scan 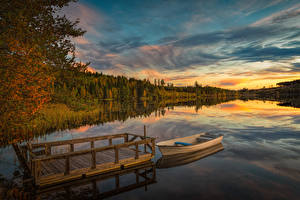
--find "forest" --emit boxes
[53,70,239,108]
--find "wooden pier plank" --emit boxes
[38,145,149,177]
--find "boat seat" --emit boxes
[202,134,216,138]
[196,137,211,142]
[174,142,192,146]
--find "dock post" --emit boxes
[115,174,120,189]
[144,125,147,153]
[45,144,50,155]
[12,144,31,176]
[27,142,34,176]
[70,144,74,152]
[65,157,70,175]
[92,180,97,198]
[34,160,41,186]
[135,143,139,159]
[135,169,139,183]
[91,150,96,169]
[153,164,156,180]
[124,134,129,143]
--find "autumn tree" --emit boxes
[0,0,87,137]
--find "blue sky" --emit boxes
[65,0,300,89]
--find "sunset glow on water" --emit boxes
[1,100,299,199]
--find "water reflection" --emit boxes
[1,99,300,199]
[3,161,156,200]
[0,97,235,146]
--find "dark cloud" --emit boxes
[80,23,300,72]
[72,1,300,75]
[230,46,300,62]
[231,46,300,62]
[283,41,300,47]
[284,30,300,40]
[120,25,300,70]
[272,8,300,23]
[170,50,226,69]
[98,37,147,53]
[117,45,226,71]
[225,26,279,42]
[291,63,300,72]
[173,32,225,47]
[172,25,299,48]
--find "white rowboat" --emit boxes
[156,143,224,169]
[156,133,223,156]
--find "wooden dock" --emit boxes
[16,129,155,187]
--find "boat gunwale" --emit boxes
[156,134,223,148]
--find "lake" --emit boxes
[0,99,299,199]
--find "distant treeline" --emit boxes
[239,79,300,108]
[53,70,239,107]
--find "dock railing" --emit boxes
[18,131,155,186]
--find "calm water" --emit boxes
[1,99,300,199]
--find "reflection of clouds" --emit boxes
[220,103,251,112]
[29,99,300,198]
[141,111,171,123]
[251,161,300,181]
[69,125,93,133]
[219,126,300,181]
[144,156,300,200]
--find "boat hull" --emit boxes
[157,135,223,156]
[157,143,224,169]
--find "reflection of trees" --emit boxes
[0,97,235,146]
[0,171,23,199]
[2,162,156,200]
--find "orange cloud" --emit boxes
[105,53,118,58]
[70,125,93,133]
[73,36,89,45]
[86,66,97,73]
[63,3,104,37]
[139,69,167,80]
[139,45,161,51]
[220,103,251,112]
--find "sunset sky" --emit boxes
[65,0,300,89]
